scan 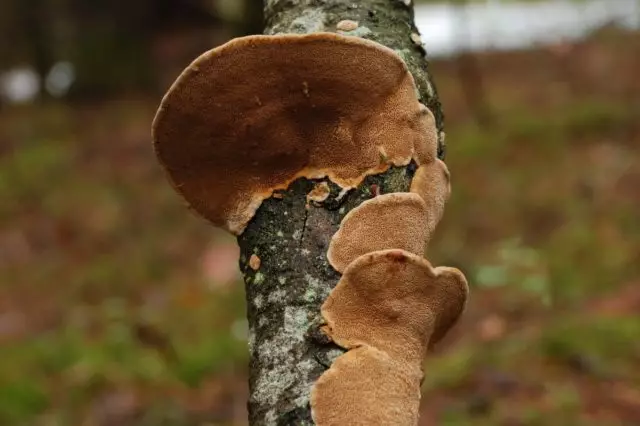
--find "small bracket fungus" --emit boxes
[409,159,451,240]
[312,345,423,425]
[312,249,468,424]
[322,249,468,361]
[336,20,359,32]
[327,193,430,273]
[153,32,436,234]
[249,254,261,271]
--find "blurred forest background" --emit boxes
[1,0,639,425]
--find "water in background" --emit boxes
[1,0,639,102]
[415,0,640,57]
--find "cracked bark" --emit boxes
[237,1,445,424]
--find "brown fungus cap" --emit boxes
[322,249,468,362]
[410,158,451,239]
[327,193,429,273]
[311,346,422,426]
[153,33,437,234]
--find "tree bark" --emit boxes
[238,1,445,424]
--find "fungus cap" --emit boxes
[153,33,437,234]
[409,158,451,239]
[311,346,422,426]
[322,249,468,362]
[327,193,430,273]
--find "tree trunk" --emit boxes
[238,1,445,424]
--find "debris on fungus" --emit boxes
[249,254,261,271]
[326,193,430,273]
[307,182,331,205]
[152,32,435,234]
[311,249,468,425]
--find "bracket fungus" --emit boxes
[327,193,431,273]
[312,250,468,425]
[152,32,436,234]
[152,30,468,426]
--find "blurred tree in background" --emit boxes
[0,0,263,99]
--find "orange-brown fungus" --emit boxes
[153,33,437,234]
[410,159,451,241]
[312,249,468,425]
[311,346,422,426]
[322,249,468,363]
[327,193,429,273]
[249,254,261,271]
[307,182,331,205]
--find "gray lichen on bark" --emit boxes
[237,1,445,424]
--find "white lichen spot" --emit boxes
[336,19,359,32]
[277,230,284,237]
[305,273,330,300]
[248,328,256,354]
[290,8,326,33]
[339,206,346,215]
[259,316,268,328]
[268,288,287,303]
[301,248,311,256]
[304,288,316,303]
[292,229,302,241]
[284,306,309,342]
[252,308,314,411]
[410,32,423,46]
[254,272,265,285]
[254,294,264,309]
[270,245,276,251]
[344,26,373,38]
[326,348,345,364]
[278,276,287,285]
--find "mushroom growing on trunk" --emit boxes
[153,31,468,426]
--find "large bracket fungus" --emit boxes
[153,32,436,234]
[153,31,468,425]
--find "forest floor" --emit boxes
[1,27,639,426]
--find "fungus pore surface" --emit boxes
[409,158,451,240]
[153,33,437,234]
[327,193,430,273]
[322,249,468,363]
[312,249,468,425]
[311,346,422,426]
